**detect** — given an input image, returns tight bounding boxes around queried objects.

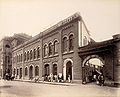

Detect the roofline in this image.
[78,38,120,53]
[12,12,82,51]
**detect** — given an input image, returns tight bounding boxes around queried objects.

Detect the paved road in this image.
[0,80,119,97]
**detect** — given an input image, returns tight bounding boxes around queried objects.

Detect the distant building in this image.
[0,33,32,79]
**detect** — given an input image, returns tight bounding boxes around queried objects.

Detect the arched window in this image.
[33,49,36,59]
[30,50,32,60]
[25,67,28,76]
[20,68,22,79]
[63,37,67,52]
[21,54,22,62]
[24,52,27,61]
[83,36,88,46]
[5,44,10,48]
[53,40,58,54]
[69,34,74,51]
[35,66,39,76]
[27,51,29,61]
[48,43,52,56]
[37,47,40,58]
[44,45,47,57]
[44,64,49,76]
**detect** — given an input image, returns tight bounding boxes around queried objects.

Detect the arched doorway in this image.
[29,65,33,80]
[44,64,49,76]
[35,66,39,76]
[20,68,22,79]
[53,64,57,75]
[82,55,104,84]
[66,61,72,80]
[63,59,73,81]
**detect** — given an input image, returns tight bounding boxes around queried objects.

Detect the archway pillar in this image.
[33,66,35,78]
[49,62,53,75]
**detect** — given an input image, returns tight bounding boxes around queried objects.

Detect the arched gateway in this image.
[82,55,105,83]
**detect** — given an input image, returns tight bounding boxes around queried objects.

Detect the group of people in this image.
[4,73,15,81]
[83,69,105,86]
[44,73,63,82]
[93,73,105,86]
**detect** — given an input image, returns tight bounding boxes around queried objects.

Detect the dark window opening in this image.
[63,37,67,52]
[69,34,74,51]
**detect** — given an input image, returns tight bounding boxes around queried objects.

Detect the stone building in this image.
[0,12,120,84]
[0,34,32,79]
[11,13,91,82]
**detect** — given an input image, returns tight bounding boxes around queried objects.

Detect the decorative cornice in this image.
[12,12,81,51]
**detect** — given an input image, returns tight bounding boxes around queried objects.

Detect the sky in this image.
[0,0,120,42]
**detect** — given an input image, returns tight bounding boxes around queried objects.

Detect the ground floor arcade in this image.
[12,58,75,82]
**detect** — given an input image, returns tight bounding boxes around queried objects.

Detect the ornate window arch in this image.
[53,39,59,54]
[44,44,48,57]
[30,50,33,60]
[63,36,67,52]
[69,34,74,51]
[37,47,40,58]
[27,51,30,61]
[33,48,36,59]
[48,42,53,56]
[24,52,27,61]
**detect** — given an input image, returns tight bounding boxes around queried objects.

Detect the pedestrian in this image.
[100,74,104,86]
[98,74,104,86]
[68,75,71,82]
[54,75,57,82]
[50,73,53,82]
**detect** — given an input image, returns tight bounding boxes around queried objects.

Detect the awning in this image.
[88,58,104,66]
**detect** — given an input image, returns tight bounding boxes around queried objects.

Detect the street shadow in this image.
[83,82,120,88]
[104,83,120,88]
[0,85,12,89]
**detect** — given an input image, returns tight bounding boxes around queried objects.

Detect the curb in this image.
[13,80,77,86]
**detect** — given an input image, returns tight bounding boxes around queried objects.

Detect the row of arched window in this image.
[14,66,39,77]
[63,34,74,53]
[24,47,40,61]
[25,66,39,76]
[43,40,59,57]
[16,54,23,63]
[14,64,57,78]
[15,33,74,62]
[15,47,40,63]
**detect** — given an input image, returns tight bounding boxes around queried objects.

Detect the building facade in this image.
[0,34,32,79]
[11,13,91,82]
[0,12,120,84]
